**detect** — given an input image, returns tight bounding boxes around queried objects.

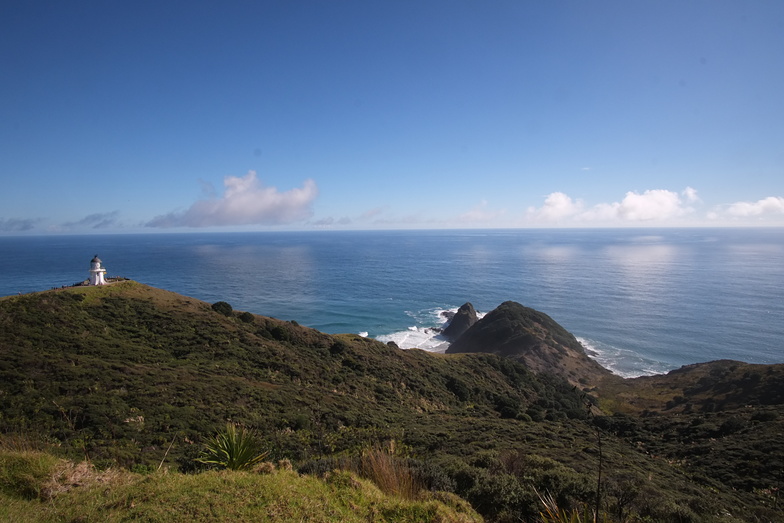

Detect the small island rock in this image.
[442,302,478,341]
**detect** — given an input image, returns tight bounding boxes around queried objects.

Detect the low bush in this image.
[211,301,233,316]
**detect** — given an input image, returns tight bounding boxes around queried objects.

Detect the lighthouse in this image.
[88,255,107,285]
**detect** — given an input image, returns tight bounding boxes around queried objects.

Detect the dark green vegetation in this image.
[1,282,782,521]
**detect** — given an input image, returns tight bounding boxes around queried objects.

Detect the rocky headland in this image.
[446,301,614,388]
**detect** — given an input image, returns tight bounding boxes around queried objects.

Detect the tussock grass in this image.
[357,442,423,500]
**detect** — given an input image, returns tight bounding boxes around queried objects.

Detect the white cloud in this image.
[527,192,583,221]
[580,202,620,222]
[614,189,686,221]
[529,188,696,224]
[682,186,700,203]
[146,171,318,228]
[726,196,784,217]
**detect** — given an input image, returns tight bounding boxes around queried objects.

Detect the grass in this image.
[0,449,481,522]
[0,450,62,500]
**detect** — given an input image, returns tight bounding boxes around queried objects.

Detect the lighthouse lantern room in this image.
[89,255,107,285]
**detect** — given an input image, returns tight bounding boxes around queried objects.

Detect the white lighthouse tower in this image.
[88,255,107,285]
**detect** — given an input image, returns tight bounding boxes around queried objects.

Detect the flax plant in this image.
[196,423,269,471]
[538,490,608,523]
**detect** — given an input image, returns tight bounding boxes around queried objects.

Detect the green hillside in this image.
[0,447,480,522]
[1,282,781,522]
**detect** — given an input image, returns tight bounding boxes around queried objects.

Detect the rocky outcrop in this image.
[442,302,478,341]
[446,301,612,387]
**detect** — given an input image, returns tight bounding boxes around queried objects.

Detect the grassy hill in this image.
[1,447,480,522]
[1,281,782,521]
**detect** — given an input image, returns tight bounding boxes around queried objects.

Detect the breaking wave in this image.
[376,306,485,353]
[577,337,672,378]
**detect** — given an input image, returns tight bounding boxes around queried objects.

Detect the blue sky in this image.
[2,0,783,234]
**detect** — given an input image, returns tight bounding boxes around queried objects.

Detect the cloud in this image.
[613,189,687,221]
[527,192,583,221]
[529,188,696,224]
[726,196,784,217]
[682,186,700,203]
[458,200,506,223]
[63,211,120,229]
[146,171,318,228]
[0,217,40,232]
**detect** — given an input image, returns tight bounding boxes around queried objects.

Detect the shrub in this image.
[446,377,471,402]
[719,416,746,436]
[406,459,456,493]
[238,311,255,323]
[494,396,521,419]
[751,410,778,422]
[329,340,349,355]
[211,301,233,316]
[270,325,291,342]
[298,456,343,477]
[466,470,534,521]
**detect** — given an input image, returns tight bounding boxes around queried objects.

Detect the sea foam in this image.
[577,337,671,378]
[376,306,484,353]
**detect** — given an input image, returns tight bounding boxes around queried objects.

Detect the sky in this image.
[1,0,783,234]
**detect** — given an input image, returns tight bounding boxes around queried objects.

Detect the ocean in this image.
[1,228,782,378]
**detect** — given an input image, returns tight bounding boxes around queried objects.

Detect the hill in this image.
[1,282,782,522]
[446,300,614,387]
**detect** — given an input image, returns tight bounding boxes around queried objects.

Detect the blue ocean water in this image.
[1,228,782,378]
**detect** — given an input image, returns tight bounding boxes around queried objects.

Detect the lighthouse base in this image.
[89,270,107,285]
